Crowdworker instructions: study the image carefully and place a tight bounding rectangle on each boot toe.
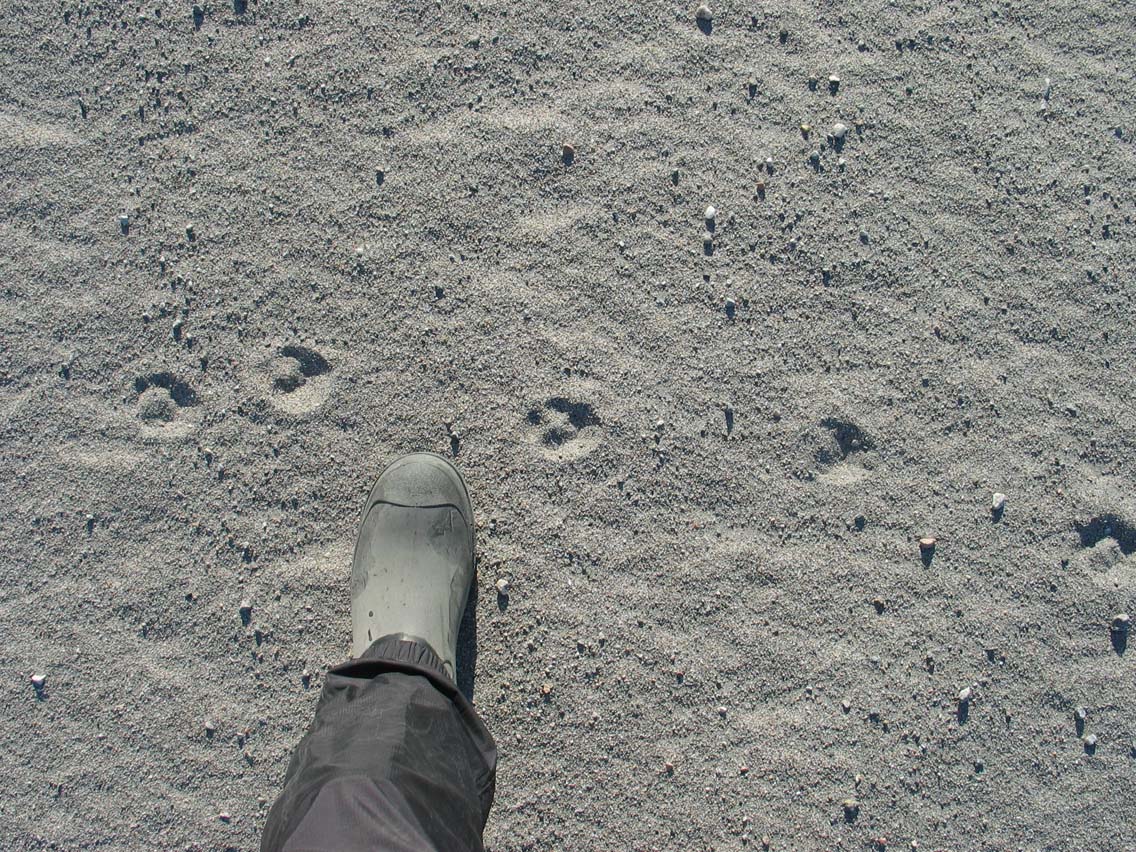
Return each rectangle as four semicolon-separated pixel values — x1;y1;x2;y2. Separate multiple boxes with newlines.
369;453;472;521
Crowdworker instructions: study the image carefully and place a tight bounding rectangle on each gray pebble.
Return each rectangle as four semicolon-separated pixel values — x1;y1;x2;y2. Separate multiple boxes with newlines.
495;578;511;596
992;492;1007;512
30;673;46;688
832;122;848;139
695;3;713;21
958;686;972;703
118;214;130;234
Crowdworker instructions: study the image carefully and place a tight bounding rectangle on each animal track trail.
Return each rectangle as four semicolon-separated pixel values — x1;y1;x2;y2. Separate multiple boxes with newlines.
525;396;603;460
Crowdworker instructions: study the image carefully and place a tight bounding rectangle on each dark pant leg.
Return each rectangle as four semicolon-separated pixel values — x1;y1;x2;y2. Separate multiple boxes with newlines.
261;634;497;852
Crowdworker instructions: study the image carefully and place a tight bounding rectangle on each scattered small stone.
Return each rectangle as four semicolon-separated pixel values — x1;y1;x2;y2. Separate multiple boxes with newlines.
717;705;728;718
1113;613;1130;633
1075;706;1087;722
204;720;216;736
185;224;196;242
918;537;937;552
871;597;886;614
828;73;841;93
841;698;852;713
724;297;736;318
118;213;130;235
702;230;714;248
808;150;820;165
800;123;812;136
762;836;770;849
218;811;231;823
695;3;713;21
664;761;675;774
301;668;312;686
495;578;511;596
561;142;576;164
958;686;972;704
831;122;848;139
842;798;860;821
540;683;553;697
992;492;1006;512
1083;733;1098;752
704;204;717;224
30;674;46;689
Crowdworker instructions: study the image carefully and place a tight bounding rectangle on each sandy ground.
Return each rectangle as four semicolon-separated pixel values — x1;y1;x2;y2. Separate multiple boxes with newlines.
3;0;1135;849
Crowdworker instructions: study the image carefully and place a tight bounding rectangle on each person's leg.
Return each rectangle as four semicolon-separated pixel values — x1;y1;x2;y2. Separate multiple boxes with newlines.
262;454;496;852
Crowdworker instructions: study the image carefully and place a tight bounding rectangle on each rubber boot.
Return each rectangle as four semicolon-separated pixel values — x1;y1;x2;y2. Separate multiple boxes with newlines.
351;453;475;680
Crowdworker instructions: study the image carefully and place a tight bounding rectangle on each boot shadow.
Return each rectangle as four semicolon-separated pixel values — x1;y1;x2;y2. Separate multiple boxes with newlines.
456;567;479;702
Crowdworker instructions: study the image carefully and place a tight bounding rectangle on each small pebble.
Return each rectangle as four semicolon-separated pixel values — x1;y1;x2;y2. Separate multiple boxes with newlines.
828;73;841;92
118;214;130;234
561;142;576;162
958;686;972;703
841;698;851;713
495;578;511;596
717;705;728;717
185;224;195;241
831;122;848;139
239;599;252;617
992;492;1006;512
704;205;717;223
695;3;712;21
1074;706;1087;722
918;537;936;551
30;674;46;689
204;720;216;735
1113;613;1130;632
1084;733;1098;749
702;230;714;247
664;761;675;774
218;812;231;823
842;798;860;821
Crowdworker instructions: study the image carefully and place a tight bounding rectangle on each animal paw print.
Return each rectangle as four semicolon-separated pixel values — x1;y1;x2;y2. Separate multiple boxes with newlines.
526;397;603;460
258;344;334;416
134;372;197;423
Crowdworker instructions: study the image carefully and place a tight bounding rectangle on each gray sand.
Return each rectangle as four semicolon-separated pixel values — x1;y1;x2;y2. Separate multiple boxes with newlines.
3;0;1134;849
